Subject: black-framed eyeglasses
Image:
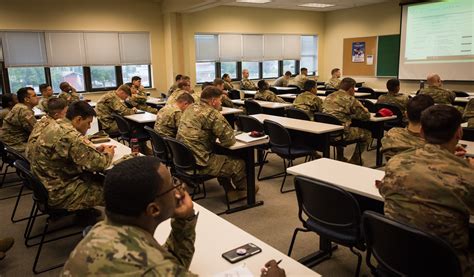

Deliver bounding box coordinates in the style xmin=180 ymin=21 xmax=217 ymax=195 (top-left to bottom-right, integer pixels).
xmin=155 ymin=177 xmax=185 ymax=199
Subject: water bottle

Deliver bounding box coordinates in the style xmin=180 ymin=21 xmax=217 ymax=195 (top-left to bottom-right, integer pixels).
xmin=130 ymin=138 xmax=140 ymax=154
xmin=79 ymin=93 xmax=84 ymax=101
xmin=419 ymin=80 xmax=424 ymax=90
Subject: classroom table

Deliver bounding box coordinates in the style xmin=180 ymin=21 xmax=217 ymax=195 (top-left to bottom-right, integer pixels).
xmin=146 ymin=96 xmax=167 ymax=106
xmin=273 ymin=86 xmax=295 ymax=91
xmin=124 ymin=108 xmax=242 ymax=124
xmin=33 ymin=101 xmax=96 ymax=118
xmin=316 ymin=90 xmax=371 ymax=98
xmin=92 ymin=138 xmax=134 ymax=169
xmin=231 ymin=99 xmax=293 ymax=109
xmin=241 ymin=90 xmax=257 ymax=97
xmin=154 ymin=202 xmax=321 ymax=276
xmin=460 ymin=140 xmax=474 ymax=157
xmin=250 ymin=114 xmax=343 ymax=158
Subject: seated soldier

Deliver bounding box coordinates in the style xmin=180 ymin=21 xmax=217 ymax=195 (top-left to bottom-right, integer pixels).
xmin=240 ymin=69 xmax=258 ymax=90
xmin=177 ymin=86 xmax=256 ymax=202
xmin=125 ymin=82 xmax=158 ymax=114
xmin=325 ymin=68 xmax=341 ymax=89
xmin=58 ymin=82 xmax=80 ymax=104
xmin=376 ymin=78 xmax=409 ymax=121
xmin=291 ymin=68 xmax=309 ymax=89
xmin=213 ymin=78 xmax=234 ymax=108
xmin=96 ymin=85 xmax=137 ymax=135
xmin=31 ymin=101 xmax=115 ymax=211
xmin=167 ymin=74 xmax=183 ymax=97
xmin=154 ymin=93 xmax=194 ymax=138
xmin=322 ymin=77 xmax=371 ymax=165
xmin=167 ymin=80 xmax=199 ymax=106
xmin=0 ymin=93 xmax=18 ymax=127
xmin=254 ymin=80 xmax=287 ymax=103
xmin=463 ymin=98 xmax=474 ymax=127
xmin=419 ymin=73 xmax=455 ymax=105
xmin=61 ymin=157 xmax=285 ymax=277
xmin=378 ymin=105 xmax=474 ymax=275
xmin=381 ymin=95 xmax=434 ymax=161
xmin=222 ymin=73 xmax=234 ymax=91
xmin=273 ymin=71 xmax=292 ymax=87
xmin=25 ymin=98 xmax=68 ymax=161
xmin=293 ymin=80 xmax=323 ymax=120
xmin=37 ymin=83 xmax=54 ymax=112
xmin=0 ymin=87 xmax=38 ymax=153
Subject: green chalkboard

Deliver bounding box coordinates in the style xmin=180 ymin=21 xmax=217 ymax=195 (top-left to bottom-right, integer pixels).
xmin=377 ymin=34 xmax=400 ymax=77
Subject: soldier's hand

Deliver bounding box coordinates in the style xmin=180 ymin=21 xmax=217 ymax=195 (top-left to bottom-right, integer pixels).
xmin=455 ymin=145 xmax=466 ymax=157
xmin=173 ymin=188 xmax=194 ymax=219
xmin=102 ymin=145 xmax=116 ymax=156
xmin=468 ymin=157 xmax=474 ymax=168
xmin=96 ymin=145 xmax=105 ymax=152
xmin=261 ymin=260 xmax=285 ymax=277
xmin=132 ymin=107 xmax=138 ymax=113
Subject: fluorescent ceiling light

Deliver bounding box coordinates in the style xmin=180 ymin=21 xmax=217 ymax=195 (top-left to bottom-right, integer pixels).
xmin=299 ymin=3 xmax=335 ymax=8
xmin=236 ymin=0 xmax=272 ymax=3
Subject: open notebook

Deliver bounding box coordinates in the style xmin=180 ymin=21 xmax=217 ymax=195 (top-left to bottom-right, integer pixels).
xmin=235 ymin=132 xmax=268 ymax=143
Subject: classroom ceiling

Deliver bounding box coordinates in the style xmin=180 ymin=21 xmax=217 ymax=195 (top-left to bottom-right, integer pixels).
xmin=160 ymin=0 xmax=393 ymax=13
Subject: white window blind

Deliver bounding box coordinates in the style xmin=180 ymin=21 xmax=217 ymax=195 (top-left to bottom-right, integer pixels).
xmin=84 ymin=32 xmax=120 ymax=65
xmin=119 ymin=32 xmax=151 ymax=64
xmin=263 ymin=35 xmax=283 ymax=60
xmin=195 ymin=35 xmax=219 ymax=62
xmin=2 ymin=32 xmax=47 ymax=67
xmin=45 ymin=32 xmax=86 ymax=66
xmin=242 ymin=35 xmax=263 ymax=61
xmin=283 ymin=35 xmax=301 ymax=60
xmin=219 ymin=34 xmax=242 ymax=61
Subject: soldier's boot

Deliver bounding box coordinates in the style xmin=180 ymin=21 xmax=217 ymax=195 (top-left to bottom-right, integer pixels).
xmin=219 ymin=177 xmax=246 ymax=203
xmin=336 ymin=146 xmax=348 ymax=162
xmin=0 ymin=237 xmax=14 ymax=257
xmin=349 ymin=143 xmax=365 ymax=166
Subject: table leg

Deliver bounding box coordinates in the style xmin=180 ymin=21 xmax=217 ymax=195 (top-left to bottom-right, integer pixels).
xmin=375 ymin=122 xmax=384 ymax=167
xmin=322 ymin=134 xmax=330 ymax=158
xmin=298 ymin=237 xmax=338 ymax=268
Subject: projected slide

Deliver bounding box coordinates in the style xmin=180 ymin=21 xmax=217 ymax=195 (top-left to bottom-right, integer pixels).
xmin=399 ymin=0 xmax=474 ymax=81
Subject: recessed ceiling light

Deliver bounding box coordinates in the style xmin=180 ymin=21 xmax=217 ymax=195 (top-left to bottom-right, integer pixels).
xmin=236 ymin=0 xmax=272 ymax=4
xmin=298 ymin=3 xmax=335 ymax=8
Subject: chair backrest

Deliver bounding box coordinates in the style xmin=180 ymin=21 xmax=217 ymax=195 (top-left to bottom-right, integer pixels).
xmin=357 ymin=87 xmax=376 ymax=99
xmin=286 ymin=107 xmax=310 ymax=121
xmin=294 ymin=176 xmax=362 ymax=237
xmin=359 ymin=99 xmax=377 ymax=113
xmin=244 ymin=99 xmax=263 ymax=115
xmin=163 ymin=137 xmax=198 ymax=174
xmin=263 ymin=119 xmax=291 ymax=149
xmin=111 ymin=113 xmax=131 ymax=137
xmin=288 ymin=84 xmax=301 ymax=92
xmin=325 ymin=89 xmax=337 ymax=96
xmin=362 ymin=211 xmax=462 ymax=277
xmin=462 ymin=127 xmax=474 ymax=141
xmin=14 ymin=159 xmax=50 ymax=213
xmin=314 ymin=112 xmax=343 ymax=126
xmin=4 ymin=145 xmax=28 ymax=166
xmin=317 ymin=81 xmax=326 ymax=86
xmin=228 ymin=89 xmax=241 ymax=100
xmin=269 ymin=86 xmax=278 ymax=94
xmin=237 ymin=115 xmax=264 ymax=133
xmin=453 ymin=90 xmax=469 ymax=97
xmin=143 ymin=126 xmax=172 ymax=166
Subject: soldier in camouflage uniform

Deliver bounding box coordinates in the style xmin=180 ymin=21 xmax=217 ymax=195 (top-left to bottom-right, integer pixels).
xmin=167 ymin=74 xmax=183 ymax=97
xmin=376 ymin=78 xmax=409 ymax=122
xmin=213 ymin=78 xmax=235 ymax=108
xmin=167 ymin=80 xmax=200 ymax=107
xmin=125 ymin=82 xmax=158 ymax=114
xmin=96 ymin=85 xmax=137 ymax=135
xmin=154 ymin=93 xmax=194 ymax=138
xmin=61 ymin=157 xmax=199 ymax=276
xmin=31 ymin=101 xmax=115 ymax=211
xmin=222 ymin=73 xmax=234 ymax=91
xmin=58 ymin=82 xmax=80 ymax=105
xmin=177 ymin=87 xmax=250 ymax=203
xmin=378 ymin=105 xmax=474 ymax=276
xmin=255 ymin=80 xmax=288 ymax=103
xmin=291 ymin=68 xmax=309 ymax=89
xmin=273 ymin=71 xmax=291 ymax=87
xmin=463 ymin=98 xmax=474 ymax=127
xmin=293 ymin=80 xmax=323 ymax=120
xmin=322 ymin=78 xmax=371 ymax=164
xmin=37 ymin=83 xmax=54 ymax=112
xmin=325 ymin=68 xmax=341 ymax=89
xmin=0 ymin=93 xmax=17 ymax=128
xmin=25 ymin=98 xmax=68 ymax=161
xmin=419 ymin=73 xmax=455 ymax=105
xmin=240 ymin=69 xmax=258 ymax=90
xmin=381 ymin=95 xmax=434 ymax=161
xmin=0 ymin=87 xmax=38 ymax=153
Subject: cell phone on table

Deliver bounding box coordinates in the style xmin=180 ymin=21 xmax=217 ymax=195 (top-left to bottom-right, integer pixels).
xmin=135 ymin=110 xmax=146 ymax=114
xmin=222 ymin=243 xmax=262 ymax=263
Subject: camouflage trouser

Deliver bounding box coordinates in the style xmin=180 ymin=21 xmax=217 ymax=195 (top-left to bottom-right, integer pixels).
xmin=198 ymin=154 xmax=247 ymax=191
xmin=344 ymin=127 xmax=372 ymax=152
xmin=468 ymin=118 xmax=474 ymax=127
xmin=53 ymin=179 xmax=105 ymax=211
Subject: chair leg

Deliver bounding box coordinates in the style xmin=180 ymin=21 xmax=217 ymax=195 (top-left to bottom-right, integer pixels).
xmin=280 ymin=159 xmax=295 ymax=194
xmin=25 ymin=205 xmax=40 ymax=247
xmin=257 ymin=151 xmax=269 ymax=181
xmin=24 ymin=202 xmax=37 ymax=239
xmin=11 ymin=184 xmax=25 ymax=222
xmin=288 ymin=227 xmax=308 ymax=256
xmin=349 ymin=247 xmax=362 ymax=277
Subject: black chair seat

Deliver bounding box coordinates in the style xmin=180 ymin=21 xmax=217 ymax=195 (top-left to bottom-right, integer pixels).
xmin=306 ymin=218 xmax=362 ymax=248
xmin=271 ymin=145 xmax=315 ymax=158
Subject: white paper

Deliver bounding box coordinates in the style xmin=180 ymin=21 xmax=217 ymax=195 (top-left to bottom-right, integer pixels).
xmin=235 ymin=132 xmax=268 ymax=143
xmin=213 ymin=264 xmax=254 ymax=277
xmin=366 ymin=55 xmax=374 ymax=65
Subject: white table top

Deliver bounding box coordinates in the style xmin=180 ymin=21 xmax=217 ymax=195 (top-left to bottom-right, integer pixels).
xmin=462 ymin=122 xmax=468 ymax=128
xmin=124 ymin=111 xmax=157 ymax=123
xmin=369 ymin=113 xmax=397 ymax=122
xmin=460 ymin=140 xmax=474 ymax=157
xmin=34 ymin=101 xmax=96 ymax=118
xmin=86 ymin=117 xmax=99 ymax=136
xmin=316 ymin=90 xmax=371 ymax=98
xmin=287 ymin=158 xmax=384 ymax=201
xmin=230 ymin=100 xmax=293 ymax=109
xmin=355 ymin=88 xmax=387 ymax=93
xmin=221 ymin=107 xmax=244 ymax=115
xmin=154 ymin=202 xmax=320 ymax=276
xmin=273 ymin=86 xmax=295 ymax=91
xmin=279 ymin=93 xmax=297 ymax=99
xmin=251 ymin=113 xmax=344 ymax=134
xmin=455 ymin=97 xmax=472 ymax=103
xmin=146 ymin=97 xmax=166 ymax=105
xmin=316 ymin=90 xmax=326 ymax=95
xmin=242 ymin=90 xmax=257 ymax=95
xmin=92 ymin=139 xmax=133 ymax=168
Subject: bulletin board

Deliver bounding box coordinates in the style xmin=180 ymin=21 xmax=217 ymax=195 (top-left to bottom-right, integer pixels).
xmin=342 ymin=36 xmax=377 ymax=76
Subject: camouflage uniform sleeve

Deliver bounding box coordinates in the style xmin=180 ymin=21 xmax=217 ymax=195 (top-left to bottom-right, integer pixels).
xmin=269 ymin=93 xmax=287 ymax=103
xmin=350 ymin=98 xmax=370 ymax=121
xmin=310 ymin=96 xmax=323 ymax=112
xmin=69 ymin=135 xmax=113 ymax=172
xmin=163 ymin=217 xmax=198 ymax=273
xmin=19 ymin=108 xmax=37 ymax=133
xmin=221 ymin=95 xmax=235 ymax=108
xmin=112 ymin=98 xmax=136 ymax=116
xmin=212 ymin=112 xmax=235 ymax=147
xmin=463 ymin=99 xmax=474 ymax=120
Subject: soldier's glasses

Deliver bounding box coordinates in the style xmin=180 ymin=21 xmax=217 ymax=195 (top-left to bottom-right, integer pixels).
xmin=155 ymin=177 xmax=186 ymax=199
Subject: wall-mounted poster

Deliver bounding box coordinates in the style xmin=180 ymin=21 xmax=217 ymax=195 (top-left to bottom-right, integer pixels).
xmin=352 ymin=42 xmax=365 ymax=63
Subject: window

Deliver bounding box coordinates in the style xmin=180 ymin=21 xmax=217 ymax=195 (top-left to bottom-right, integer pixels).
xmin=242 ymin=62 xmax=259 ymax=79
xmin=300 ymin=36 xmax=318 ymax=76
xmin=51 ymin=66 xmax=85 ymax=92
xmin=220 ymin=62 xmax=237 ymax=79
xmin=8 ymin=67 xmax=46 ymax=92
xmin=262 ymin=61 xmax=278 ymax=79
xmin=122 ymin=65 xmax=151 ymax=87
xmin=90 ymin=66 xmax=117 ymax=89
xmin=196 ymin=62 xmax=216 ymax=83
xmin=283 ymin=60 xmax=296 ymax=75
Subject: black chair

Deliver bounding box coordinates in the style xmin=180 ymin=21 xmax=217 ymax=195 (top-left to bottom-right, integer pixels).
xmin=263 ymin=120 xmax=315 ymax=193
xmin=244 ymin=99 xmax=263 ymax=115
xmin=0 ymin=141 xmax=23 ymax=190
xmin=111 ymin=113 xmax=132 ymax=143
xmin=317 ymin=81 xmax=326 ymax=86
xmin=325 ymin=89 xmax=337 ymax=96
xmin=314 ymin=113 xmax=363 ymax=164
xmin=14 ymin=160 xmax=91 ymax=274
xmin=286 ymin=107 xmax=311 ymax=121
xmin=358 ymin=99 xmax=377 ymax=113
xmin=163 ymin=137 xmax=218 ymax=204
xmin=97 ymin=118 xmax=121 ymax=139
xmin=288 ymin=176 xmax=365 ymax=276
xmin=269 ymin=86 xmax=278 ymax=94
xmin=374 ymin=103 xmax=405 ymax=129
xmin=288 ymin=85 xmax=301 ymax=92
xmin=462 ymin=127 xmax=474 ymax=141
xmin=454 ymin=90 xmax=469 ymax=97
xmin=143 ymin=126 xmax=172 ymax=167
xmin=357 ymin=87 xmax=377 ymax=99
xmin=362 ymin=211 xmax=462 ymax=277
xmin=229 ymin=89 xmax=241 ymax=100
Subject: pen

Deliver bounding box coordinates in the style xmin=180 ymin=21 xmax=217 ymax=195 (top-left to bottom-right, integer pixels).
xmin=276 ymin=259 xmax=282 ymax=265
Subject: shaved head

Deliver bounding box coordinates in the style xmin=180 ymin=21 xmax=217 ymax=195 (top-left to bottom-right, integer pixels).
xmin=426 ymin=73 xmax=441 ymax=87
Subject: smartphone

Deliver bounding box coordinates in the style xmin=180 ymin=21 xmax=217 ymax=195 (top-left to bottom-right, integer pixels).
xmin=222 ymin=243 xmax=262 ymax=263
